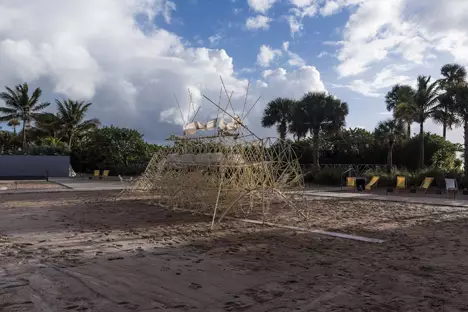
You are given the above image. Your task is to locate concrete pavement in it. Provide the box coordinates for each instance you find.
[51,177,126,191]
[300,190,468,208]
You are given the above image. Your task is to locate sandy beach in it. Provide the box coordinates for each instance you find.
[1,191,468,311]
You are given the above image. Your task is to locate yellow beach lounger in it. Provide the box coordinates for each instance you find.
[396,176,407,192]
[419,177,434,194]
[102,170,110,179]
[365,176,380,191]
[346,177,356,192]
[93,170,100,179]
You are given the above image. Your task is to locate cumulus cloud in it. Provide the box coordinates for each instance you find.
[259,66,326,96]
[282,41,306,67]
[286,16,303,35]
[247,0,278,13]
[257,45,282,67]
[285,0,317,35]
[290,0,315,8]
[249,65,326,126]
[334,0,468,77]
[245,15,271,30]
[0,0,326,142]
[320,1,341,16]
[332,64,413,97]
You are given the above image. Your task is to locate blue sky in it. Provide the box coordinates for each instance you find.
[0,0,467,143]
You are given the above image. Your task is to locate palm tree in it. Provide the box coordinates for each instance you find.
[55,99,101,148]
[7,118,20,135]
[434,64,467,138]
[33,112,61,139]
[413,76,440,168]
[40,136,64,147]
[453,85,468,177]
[0,83,50,148]
[290,92,349,166]
[441,63,467,87]
[261,98,295,139]
[385,85,416,137]
[393,102,417,138]
[374,119,405,167]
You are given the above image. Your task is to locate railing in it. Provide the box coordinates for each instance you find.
[301,164,393,173]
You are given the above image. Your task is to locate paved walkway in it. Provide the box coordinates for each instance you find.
[51,178,126,191]
[302,190,468,208]
[0,178,126,195]
[3,179,468,208]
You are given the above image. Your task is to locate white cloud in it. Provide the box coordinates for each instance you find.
[287,16,303,35]
[334,0,468,77]
[257,45,282,67]
[257,66,326,99]
[317,51,330,58]
[247,0,278,13]
[208,33,222,46]
[318,0,367,17]
[245,15,271,30]
[0,0,326,141]
[287,52,306,67]
[320,1,341,16]
[281,41,305,67]
[285,0,318,35]
[290,0,315,8]
[332,64,413,97]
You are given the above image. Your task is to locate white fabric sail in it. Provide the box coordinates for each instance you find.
[218,116,242,131]
[195,121,206,130]
[206,118,217,130]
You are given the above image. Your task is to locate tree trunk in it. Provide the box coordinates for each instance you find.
[22,120,26,150]
[279,121,287,140]
[13,127,16,135]
[406,122,411,138]
[464,120,468,178]
[419,122,424,169]
[388,143,394,168]
[443,106,448,139]
[68,133,73,149]
[312,128,320,166]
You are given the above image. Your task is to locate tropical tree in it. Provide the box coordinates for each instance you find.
[433,64,467,138]
[0,83,50,148]
[32,112,62,139]
[374,119,405,167]
[452,85,468,177]
[55,99,101,148]
[290,92,349,166]
[413,76,440,168]
[39,136,65,147]
[82,126,148,174]
[385,85,416,137]
[261,98,295,139]
[440,63,467,88]
[7,118,20,135]
[393,102,417,138]
[432,94,460,139]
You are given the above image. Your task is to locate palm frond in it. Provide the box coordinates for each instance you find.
[32,102,51,112]
[0,114,18,122]
[29,86,42,106]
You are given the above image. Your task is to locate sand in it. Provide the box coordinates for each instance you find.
[1,191,468,311]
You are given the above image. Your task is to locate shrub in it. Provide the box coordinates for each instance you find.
[307,167,343,186]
